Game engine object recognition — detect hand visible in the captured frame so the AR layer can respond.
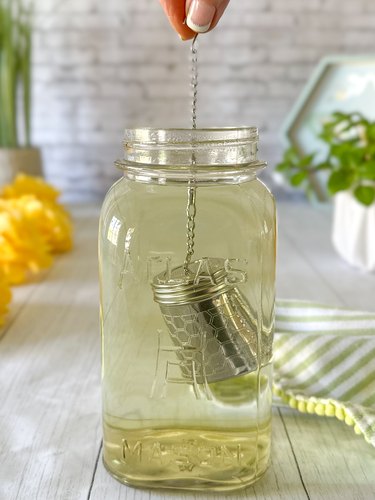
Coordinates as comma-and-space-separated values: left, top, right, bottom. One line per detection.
160, 0, 230, 41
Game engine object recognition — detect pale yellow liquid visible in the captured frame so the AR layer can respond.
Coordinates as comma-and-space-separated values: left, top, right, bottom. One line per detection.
102, 369, 272, 491
103, 420, 271, 491
99, 179, 276, 491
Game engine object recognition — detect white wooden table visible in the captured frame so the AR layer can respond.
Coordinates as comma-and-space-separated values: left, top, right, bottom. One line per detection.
1, 202, 374, 500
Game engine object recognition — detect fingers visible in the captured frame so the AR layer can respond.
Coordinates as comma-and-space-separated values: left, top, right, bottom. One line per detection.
159, 0, 196, 41
185, 0, 230, 34
159, 0, 230, 40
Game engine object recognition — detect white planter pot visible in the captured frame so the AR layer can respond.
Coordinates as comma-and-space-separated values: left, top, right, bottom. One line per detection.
0, 147, 43, 187
332, 191, 375, 272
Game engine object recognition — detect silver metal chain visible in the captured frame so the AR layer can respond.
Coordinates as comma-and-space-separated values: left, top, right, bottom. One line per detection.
184, 182, 196, 271
184, 35, 199, 273
191, 34, 198, 130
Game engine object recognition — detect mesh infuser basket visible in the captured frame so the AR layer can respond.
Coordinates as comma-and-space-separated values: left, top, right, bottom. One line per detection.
152, 258, 259, 383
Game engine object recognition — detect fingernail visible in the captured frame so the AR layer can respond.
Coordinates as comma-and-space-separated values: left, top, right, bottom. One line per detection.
186, 0, 216, 33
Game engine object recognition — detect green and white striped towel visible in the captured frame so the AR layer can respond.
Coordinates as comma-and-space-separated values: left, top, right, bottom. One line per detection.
273, 300, 375, 447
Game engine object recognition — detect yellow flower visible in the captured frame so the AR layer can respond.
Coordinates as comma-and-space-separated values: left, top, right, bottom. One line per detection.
1, 173, 60, 202
1, 174, 73, 254
0, 268, 12, 326
0, 199, 52, 285
0, 174, 73, 285
11, 195, 73, 253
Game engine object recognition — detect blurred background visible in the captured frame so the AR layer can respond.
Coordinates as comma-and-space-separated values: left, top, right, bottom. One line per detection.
29, 0, 375, 200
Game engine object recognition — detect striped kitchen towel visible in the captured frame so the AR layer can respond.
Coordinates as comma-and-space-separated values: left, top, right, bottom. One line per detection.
273, 300, 375, 447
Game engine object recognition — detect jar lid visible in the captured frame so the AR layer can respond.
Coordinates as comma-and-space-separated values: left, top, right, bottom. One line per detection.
152, 258, 233, 305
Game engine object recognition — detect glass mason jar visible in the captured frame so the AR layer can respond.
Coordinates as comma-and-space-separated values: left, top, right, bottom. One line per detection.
99, 127, 276, 492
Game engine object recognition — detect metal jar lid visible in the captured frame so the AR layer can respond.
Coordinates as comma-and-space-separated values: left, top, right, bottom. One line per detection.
152, 258, 234, 305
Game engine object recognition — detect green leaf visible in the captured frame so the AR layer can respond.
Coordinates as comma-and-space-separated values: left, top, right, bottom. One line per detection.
299, 152, 315, 167
364, 143, 375, 158
367, 124, 375, 142
314, 162, 331, 171
358, 162, 375, 180
320, 128, 335, 144
329, 142, 364, 168
290, 171, 307, 186
328, 169, 355, 194
284, 147, 300, 165
275, 162, 290, 172
331, 111, 352, 122
354, 185, 375, 206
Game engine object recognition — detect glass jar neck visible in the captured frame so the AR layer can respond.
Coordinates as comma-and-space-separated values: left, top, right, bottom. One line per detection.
115, 127, 267, 185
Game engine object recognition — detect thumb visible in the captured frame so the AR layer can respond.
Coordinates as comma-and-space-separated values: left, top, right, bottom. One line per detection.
186, 0, 230, 34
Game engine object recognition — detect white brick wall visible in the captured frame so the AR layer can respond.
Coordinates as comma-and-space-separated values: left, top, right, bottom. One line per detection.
32, 0, 375, 200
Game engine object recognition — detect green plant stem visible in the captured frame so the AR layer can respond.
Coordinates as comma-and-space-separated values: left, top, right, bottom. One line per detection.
0, 0, 32, 148
0, 1, 17, 147
20, 7, 32, 146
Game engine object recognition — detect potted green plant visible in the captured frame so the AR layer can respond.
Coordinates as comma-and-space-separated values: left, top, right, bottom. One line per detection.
0, 0, 42, 186
276, 111, 375, 272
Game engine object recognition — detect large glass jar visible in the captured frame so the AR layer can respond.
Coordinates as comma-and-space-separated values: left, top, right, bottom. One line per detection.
99, 127, 276, 491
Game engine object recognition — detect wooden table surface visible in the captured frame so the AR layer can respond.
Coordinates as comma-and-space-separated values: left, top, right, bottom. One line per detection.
0, 202, 374, 500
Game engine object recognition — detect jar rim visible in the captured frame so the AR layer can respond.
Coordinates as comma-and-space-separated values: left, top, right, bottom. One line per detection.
123, 127, 259, 146
118, 126, 266, 184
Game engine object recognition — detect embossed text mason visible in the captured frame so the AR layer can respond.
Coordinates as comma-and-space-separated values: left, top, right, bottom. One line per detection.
98, 128, 276, 491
